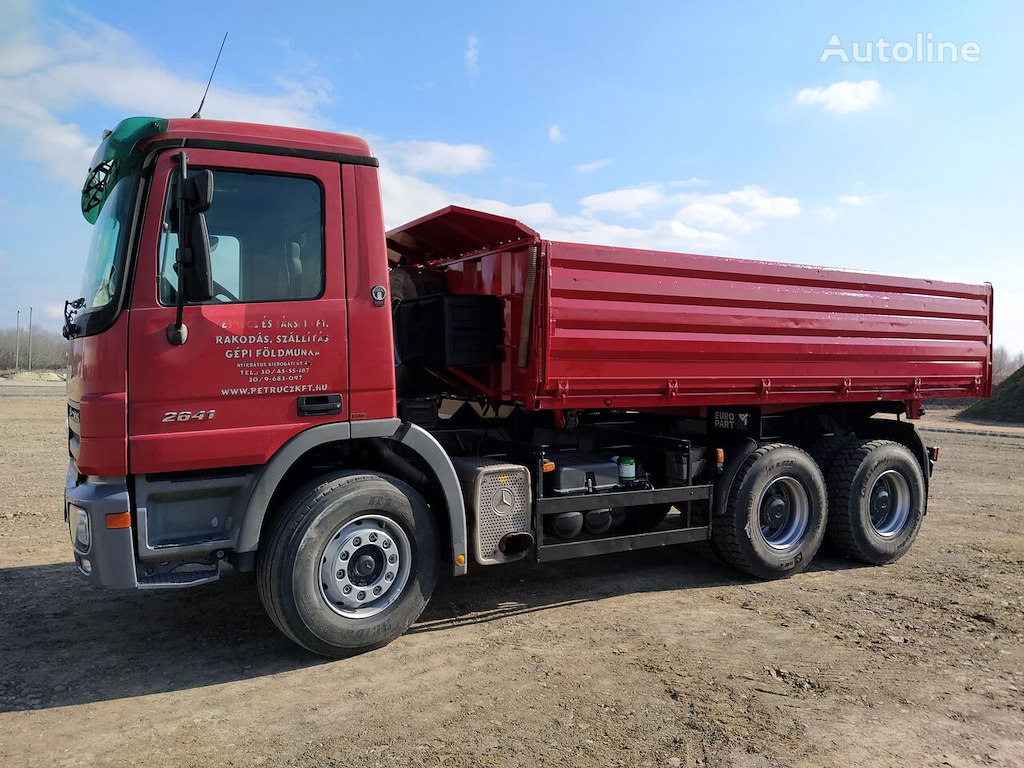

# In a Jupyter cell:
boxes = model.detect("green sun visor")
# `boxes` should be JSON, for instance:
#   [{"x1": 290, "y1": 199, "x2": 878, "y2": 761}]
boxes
[{"x1": 81, "y1": 116, "x2": 168, "y2": 224}]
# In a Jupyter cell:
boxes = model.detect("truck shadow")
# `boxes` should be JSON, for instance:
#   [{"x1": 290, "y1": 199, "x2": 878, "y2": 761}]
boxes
[
  {"x1": 411, "y1": 544, "x2": 862, "y2": 633},
  {"x1": 0, "y1": 547, "x2": 863, "y2": 712}
]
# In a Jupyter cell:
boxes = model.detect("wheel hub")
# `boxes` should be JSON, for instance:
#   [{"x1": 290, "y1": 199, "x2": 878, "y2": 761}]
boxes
[
  {"x1": 763, "y1": 495, "x2": 789, "y2": 528},
  {"x1": 350, "y1": 548, "x2": 382, "y2": 586},
  {"x1": 867, "y1": 470, "x2": 911, "y2": 538},
  {"x1": 871, "y1": 488, "x2": 891, "y2": 518},
  {"x1": 758, "y1": 476, "x2": 810, "y2": 551},
  {"x1": 318, "y1": 515, "x2": 412, "y2": 618}
]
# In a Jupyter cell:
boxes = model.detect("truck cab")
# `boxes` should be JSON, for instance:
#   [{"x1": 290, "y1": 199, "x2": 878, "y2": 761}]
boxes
[{"x1": 65, "y1": 118, "x2": 410, "y2": 582}]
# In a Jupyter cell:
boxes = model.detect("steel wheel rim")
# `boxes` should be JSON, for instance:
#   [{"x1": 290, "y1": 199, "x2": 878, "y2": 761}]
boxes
[
  {"x1": 319, "y1": 514, "x2": 412, "y2": 619},
  {"x1": 758, "y1": 476, "x2": 810, "y2": 550},
  {"x1": 868, "y1": 469, "x2": 911, "y2": 538}
]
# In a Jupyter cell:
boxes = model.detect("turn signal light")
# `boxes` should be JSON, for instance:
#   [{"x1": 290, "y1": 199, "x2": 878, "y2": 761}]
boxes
[
  {"x1": 105, "y1": 511, "x2": 132, "y2": 529},
  {"x1": 715, "y1": 448, "x2": 725, "y2": 466},
  {"x1": 542, "y1": 460, "x2": 556, "y2": 473}
]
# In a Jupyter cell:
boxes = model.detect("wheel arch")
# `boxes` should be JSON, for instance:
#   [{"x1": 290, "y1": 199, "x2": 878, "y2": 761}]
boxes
[
  {"x1": 235, "y1": 419, "x2": 468, "y2": 576},
  {"x1": 712, "y1": 437, "x2": 760, "y2": 519}
]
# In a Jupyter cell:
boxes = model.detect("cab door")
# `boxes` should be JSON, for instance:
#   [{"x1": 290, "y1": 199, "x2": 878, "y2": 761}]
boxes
[{"x1": 127, "y1": 149, "x2": 348, "y2": 474}]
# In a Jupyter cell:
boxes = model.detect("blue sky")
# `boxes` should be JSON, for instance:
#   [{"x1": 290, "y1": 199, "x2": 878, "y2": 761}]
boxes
[{"x1": 1, "y1": 1, "x2": 1021, "y2": 352}]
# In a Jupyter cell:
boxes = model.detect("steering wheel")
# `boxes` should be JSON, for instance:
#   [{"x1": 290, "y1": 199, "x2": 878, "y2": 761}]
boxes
[
  {"x1": 160, "y1": 275, "x2": 239, "y2": 303},
  {"x1": 212, "y1": 280, "x2": 239, "y2": 302}
]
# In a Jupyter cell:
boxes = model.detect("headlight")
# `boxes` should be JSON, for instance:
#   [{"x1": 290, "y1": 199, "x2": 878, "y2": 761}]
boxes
[{"x1": 68, "y1": 504, "x2": 91, "y2": 553}]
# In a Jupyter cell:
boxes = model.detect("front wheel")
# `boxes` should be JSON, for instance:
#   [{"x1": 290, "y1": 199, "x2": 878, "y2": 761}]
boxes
[
  {"x1": 712, "y1": 443, "x2": 827, "y2": 579},
  {"x1": 257, "y1": 472, "x2": 438, "y2": 657}
]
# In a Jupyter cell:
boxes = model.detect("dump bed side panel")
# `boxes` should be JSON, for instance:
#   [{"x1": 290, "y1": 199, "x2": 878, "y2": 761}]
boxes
[{"x1": 537, "y1": 241, "x2": 992, "y2": 410}]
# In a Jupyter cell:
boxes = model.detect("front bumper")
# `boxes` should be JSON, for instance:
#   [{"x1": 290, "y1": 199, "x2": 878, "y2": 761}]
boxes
[{"x1": 64, "y1": 461, "x2": 138, "y2": 588}]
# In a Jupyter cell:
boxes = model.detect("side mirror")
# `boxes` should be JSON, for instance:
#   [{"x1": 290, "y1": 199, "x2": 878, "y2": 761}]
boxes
[
  {"x1": 167, "y1": 170, "x2": 213, "y2": 233},
  {"x1": 167, "y1": 153, "x2": 215, "y2": 345},
  {"x1": 181, "y1": 212, "x2": 214, "y2": 302},
  {"x1": 183, "y1": 169, "x2": 214, "y2": 213}
]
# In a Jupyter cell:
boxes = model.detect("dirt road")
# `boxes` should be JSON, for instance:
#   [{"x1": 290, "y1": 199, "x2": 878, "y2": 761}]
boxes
[{"x1": 1, "y1": 393, "x2": 1022, "y2": 767}]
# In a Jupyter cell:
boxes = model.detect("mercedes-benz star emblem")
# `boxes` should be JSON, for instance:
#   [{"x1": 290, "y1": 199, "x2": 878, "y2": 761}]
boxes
[{"x1": 491, "y1": 487, "x2": 515, "y2": 515}]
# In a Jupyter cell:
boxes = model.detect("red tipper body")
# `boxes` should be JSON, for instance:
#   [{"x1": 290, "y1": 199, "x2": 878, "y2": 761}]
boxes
[{"x1": 387, "y1": 206, "x2": 993, "y2": 413}]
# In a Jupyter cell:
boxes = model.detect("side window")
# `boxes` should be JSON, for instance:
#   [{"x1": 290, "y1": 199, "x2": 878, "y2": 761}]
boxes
[{"x1": 159, "y1": 170, "x2": 324, "y2": 304}]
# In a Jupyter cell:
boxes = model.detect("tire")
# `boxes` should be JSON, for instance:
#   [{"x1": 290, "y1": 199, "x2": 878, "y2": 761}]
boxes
[
  {"x1": 712, "y1": 443, "x2": 827, "y2": 579},
  {"x1": 257, "y1": 472, "x2": 439, "y2": 657},
  {"x1": 825, "y1": 440, "x2": 925, "y2": 565},
  {"x1": 808, "y1": 434, "x2": 856, "y2": 475}
]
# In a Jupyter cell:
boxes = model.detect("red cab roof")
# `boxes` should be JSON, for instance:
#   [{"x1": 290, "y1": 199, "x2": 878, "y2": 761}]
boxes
[{"x1": 150, "y1": 118, "x2": 374, "y2": 160}]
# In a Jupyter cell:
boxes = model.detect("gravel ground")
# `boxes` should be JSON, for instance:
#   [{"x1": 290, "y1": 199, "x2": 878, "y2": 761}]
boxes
[{"x1": 1, "y1": 393, "x2": 1022, "y2": 768}]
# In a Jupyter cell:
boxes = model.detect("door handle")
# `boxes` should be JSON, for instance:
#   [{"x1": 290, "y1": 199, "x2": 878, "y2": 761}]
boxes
[{"x1": 297, "y1": 393, "x2": 343, "y2": 417}]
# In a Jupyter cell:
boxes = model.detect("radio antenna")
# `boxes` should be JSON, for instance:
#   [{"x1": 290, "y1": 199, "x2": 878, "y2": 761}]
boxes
[{"x1": 192, "y1": 32, "x2": 228, "y2": 119}]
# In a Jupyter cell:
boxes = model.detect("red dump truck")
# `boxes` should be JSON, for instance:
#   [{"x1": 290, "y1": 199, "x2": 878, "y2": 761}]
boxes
[{"x1": 63, "y1": 117, "x2": 993, "y2": 656}]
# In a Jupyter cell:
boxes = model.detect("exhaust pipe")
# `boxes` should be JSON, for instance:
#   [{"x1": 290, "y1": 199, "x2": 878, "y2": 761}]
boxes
[{"x1": 498, "y1": 531, "x2": 534, "y2": 556}]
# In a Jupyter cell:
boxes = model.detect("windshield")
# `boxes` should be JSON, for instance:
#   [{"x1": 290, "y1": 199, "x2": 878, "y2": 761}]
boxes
[{"x1": 79, "y1": 174, "x2": 138, "y2": 313}]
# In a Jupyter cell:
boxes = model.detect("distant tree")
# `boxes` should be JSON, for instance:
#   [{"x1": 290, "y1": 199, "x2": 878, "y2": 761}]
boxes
[
  {"x1": 993, "y1": 345, "x2": 1024, "y2": 385},
  {"x1": 0, "y1": 327, "x2": 68, "y2": 370}
]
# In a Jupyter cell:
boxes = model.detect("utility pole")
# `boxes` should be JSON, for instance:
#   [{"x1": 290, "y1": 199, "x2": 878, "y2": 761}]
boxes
[
  {"x1": 28, "y1": 306, "x2": 33, "y2": 371},
  {"x1": 15, "y1": 309, "x2": 20, "y2": 371}
]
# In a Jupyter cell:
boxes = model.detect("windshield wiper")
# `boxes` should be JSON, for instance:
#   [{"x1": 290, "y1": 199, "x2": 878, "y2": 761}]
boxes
[{"x1": 62, "y1": 298, "x2": 85, "y2": 340}]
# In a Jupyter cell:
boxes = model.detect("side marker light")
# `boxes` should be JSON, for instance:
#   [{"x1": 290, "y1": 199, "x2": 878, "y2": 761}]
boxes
[{"x1": 106, "y1": 511, "x2": 132, "y2": 530}]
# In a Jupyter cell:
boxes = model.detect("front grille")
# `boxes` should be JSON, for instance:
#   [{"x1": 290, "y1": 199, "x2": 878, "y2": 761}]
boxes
[{"x1": 68, "y1": 404, "x2": 81, "y2": 460}]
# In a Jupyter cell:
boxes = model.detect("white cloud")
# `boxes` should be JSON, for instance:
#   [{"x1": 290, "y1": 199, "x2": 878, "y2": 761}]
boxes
[
  {"x1": 573, "y1": 158, "x2": 611, "y2": 174},
  {"x1": 579, "y1": 183, "x2": 799, "y2": 227},
  {"x1": 379, "y1": 165, "x2": 564, "y2": 232},
  {"x1": 544, "y1": 218, "x2": 732, "y2": 253},
  {"x1": 548, "y1": 124, "x2": 566, "y2": 143},
  {"x1": 464, "y1": 34, "x2": 479, "y2": 75},
  {"x1": 378, "y1": 168, "x2": 454, "y2": 228},
  {"x1": 816, "y1": 206, "x2": 838, "y2": 221},
  {"x1": 0, "y1": 10, "x2": 333, "y2": 185},
  {"x1": 0, "y1": 38, "x2": 54, "y2": 76},
  {"x1": 527, "y1": 181, "x2": 800, "y2": 249},
  {"x1": 837, "y1": 192, "x2": 890, "y2": 206},
  {"x1": 676, "y1": 202, "x2": 761, "y2": 234},
  {"x1": 381, "y1": 140, "x2": 493, "y2": 175},
  {"x1": 675, "y1": 186, "x2": 800, "y2": 233},
  {"x1": 669, "y1": 178, "x2": 709, "y2": 188},
  {"x1": 795, "y1": 80, "x2": 883, "y2": 114},
  {"x1": 704, "y1": 185, "x2": 801, "y2": 219},
  {"x1": 581, "y1": 185, "x2": 665, "y2": 217},
  {"x1": 379, "y1": 164, "x2": 766, "y2": 254}
]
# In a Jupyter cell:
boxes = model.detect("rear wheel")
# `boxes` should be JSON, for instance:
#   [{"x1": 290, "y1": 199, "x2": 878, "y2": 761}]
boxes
[
  {"x1": 257, "y1": 472, "x2": 438, "y2": 657},
  {"x1": 825, "y1": 440, "x2": 925, "y2": 565},
  {"x1": 712, "y1": 443, "x2": 827, "y2": 579},
  {"x1": 808, "y1": 434, "x2": 856, "y2": 476}
]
